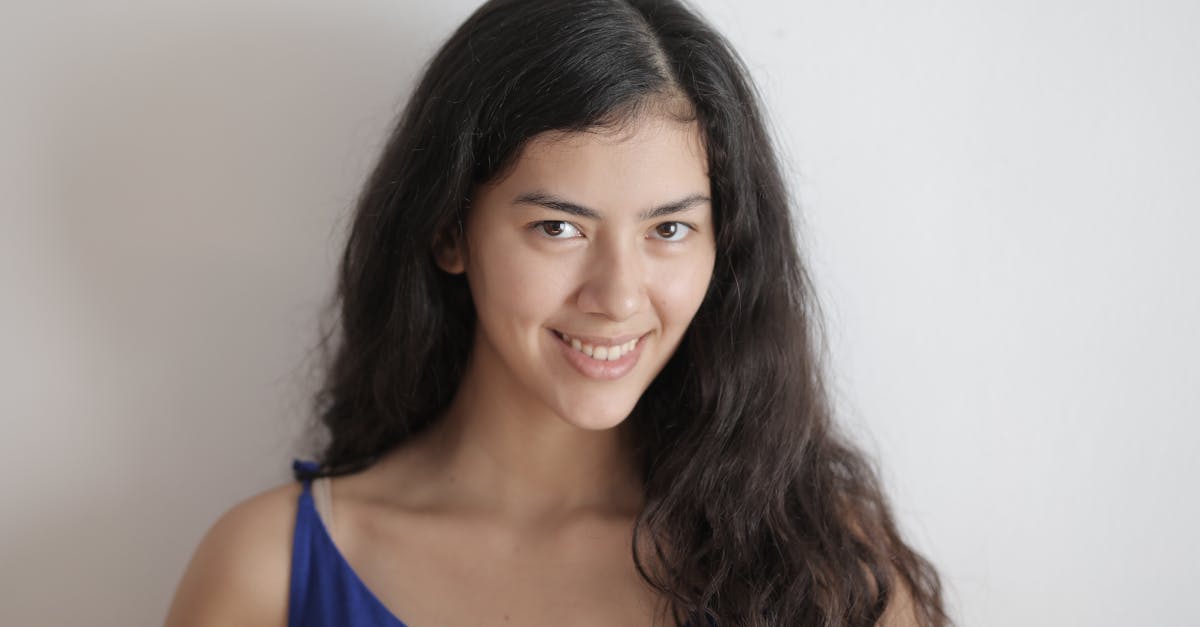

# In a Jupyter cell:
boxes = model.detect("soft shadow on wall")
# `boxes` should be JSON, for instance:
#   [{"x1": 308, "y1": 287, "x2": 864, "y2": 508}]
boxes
[{"x1": 1, "y1": 2, "x2": 472, "y2": 625}]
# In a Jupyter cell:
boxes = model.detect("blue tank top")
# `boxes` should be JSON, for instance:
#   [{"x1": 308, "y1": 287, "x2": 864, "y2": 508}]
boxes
[{"x1": 289, "y1": 459, "x2": 407, "y2": 626}]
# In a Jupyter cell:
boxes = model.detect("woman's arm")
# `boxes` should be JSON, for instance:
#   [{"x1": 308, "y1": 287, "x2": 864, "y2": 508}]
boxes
[{"x1": 162, "y1": 483, "x2": 299, "y2": 627}]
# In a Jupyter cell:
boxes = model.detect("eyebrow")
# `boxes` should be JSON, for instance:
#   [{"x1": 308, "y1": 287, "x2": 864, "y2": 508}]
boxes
[{"x1": 512, "y1": 190, "x2": 711, "y2": 221}]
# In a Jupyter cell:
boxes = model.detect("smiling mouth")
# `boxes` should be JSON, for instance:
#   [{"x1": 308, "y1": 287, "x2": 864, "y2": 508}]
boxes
[{"x1": 551, "y1": 329, "x2": 646, "y2": 361}]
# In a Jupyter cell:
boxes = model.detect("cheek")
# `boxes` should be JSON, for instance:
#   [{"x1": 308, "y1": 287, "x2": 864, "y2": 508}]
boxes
[
  {"x1": 654, "y1": 253, "x2": 715, "y2": 324},
  {"x1": 468, "y1": 237, "x2": 577, "y2": 331}
]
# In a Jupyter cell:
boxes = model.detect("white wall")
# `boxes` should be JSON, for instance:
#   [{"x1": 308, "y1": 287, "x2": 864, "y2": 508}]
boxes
[{"x1": 2, "y1": 1, "x2": 1196, "y2": 625}]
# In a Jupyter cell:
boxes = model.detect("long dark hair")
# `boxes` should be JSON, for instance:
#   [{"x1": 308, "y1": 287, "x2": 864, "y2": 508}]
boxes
[{"x1": 300, "y1": 0, "x2": 950, "y2": 625}]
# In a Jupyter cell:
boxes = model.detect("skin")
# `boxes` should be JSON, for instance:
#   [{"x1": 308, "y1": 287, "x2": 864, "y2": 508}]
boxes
[{"x1": 163, "y1": 113, "x2": 716, "y2": 627}]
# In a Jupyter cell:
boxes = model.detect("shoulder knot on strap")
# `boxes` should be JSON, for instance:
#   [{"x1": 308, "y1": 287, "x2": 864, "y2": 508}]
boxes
[{"x1": 292, "y1": 459, "x2": 321, "y2": 481}]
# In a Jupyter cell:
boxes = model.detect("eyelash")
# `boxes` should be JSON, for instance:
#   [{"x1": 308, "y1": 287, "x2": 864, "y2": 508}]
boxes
[{"x1": 529, "y1": 220, "x2": 696, "y2": 243}]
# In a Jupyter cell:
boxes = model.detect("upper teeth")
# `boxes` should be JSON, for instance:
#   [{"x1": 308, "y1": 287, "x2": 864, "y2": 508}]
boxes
[{"x1": 559, "y1": 332, "x2": 639, "y2": 361}]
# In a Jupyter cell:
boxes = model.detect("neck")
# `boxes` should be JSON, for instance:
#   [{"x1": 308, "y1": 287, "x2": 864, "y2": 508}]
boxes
[{"x1": 401, "y1": 355, "x2": 645, "y2": 522}]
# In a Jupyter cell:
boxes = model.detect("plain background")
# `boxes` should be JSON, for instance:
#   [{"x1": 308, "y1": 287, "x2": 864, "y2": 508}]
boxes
[{"x1": 3, "y1": 1, "x2": 1197, "y2": 625}]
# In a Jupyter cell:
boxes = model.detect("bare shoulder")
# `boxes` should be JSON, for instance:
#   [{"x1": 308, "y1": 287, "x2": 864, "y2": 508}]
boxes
[
  {"x1": 838, "y1": 505, "x2": 929, "y2": 627},
  {"x1": 876, "y1": 573, "x2": 920, "y2": 627},
  {"x1": 162, "y1": 481, "x2": 303, "y2": 627}
]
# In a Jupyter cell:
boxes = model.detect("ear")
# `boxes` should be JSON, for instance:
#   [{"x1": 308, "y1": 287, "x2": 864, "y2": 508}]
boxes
[{"x1": 432, "y1": 226, "x2": 466, "y2": 275}]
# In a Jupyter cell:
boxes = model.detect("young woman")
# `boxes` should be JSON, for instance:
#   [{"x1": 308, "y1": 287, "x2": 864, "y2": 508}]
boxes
[{"x1": 165, "y1": 0, "x2": 950, "y2": 625}]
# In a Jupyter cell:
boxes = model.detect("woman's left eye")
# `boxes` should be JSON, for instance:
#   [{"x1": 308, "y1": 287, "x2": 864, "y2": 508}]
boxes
[{"x1": 651, "y1": 222, "x2": 692, "y2": 242}]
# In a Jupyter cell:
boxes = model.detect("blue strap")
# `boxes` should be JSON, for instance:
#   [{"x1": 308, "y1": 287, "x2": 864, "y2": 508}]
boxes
[
  {"x1": 288, "y1": 460, "x2": 316, "y2": 626},
  {"x1": 287, "y1": 458, "x2": 408, "y2": 626},
  {"x1": 293, "y1": 459, "x2": 321, "y2": 481}
]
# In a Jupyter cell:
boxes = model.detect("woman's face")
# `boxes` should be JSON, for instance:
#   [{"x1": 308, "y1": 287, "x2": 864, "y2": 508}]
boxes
[{"x1": 437, "y1": 114, "x2": 715, "y2": 431}]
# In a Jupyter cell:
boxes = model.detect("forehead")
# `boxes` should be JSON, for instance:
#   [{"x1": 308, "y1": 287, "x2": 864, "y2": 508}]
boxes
[{"x1": 485, "y1": 116, "x2": 710, "y2": 208}]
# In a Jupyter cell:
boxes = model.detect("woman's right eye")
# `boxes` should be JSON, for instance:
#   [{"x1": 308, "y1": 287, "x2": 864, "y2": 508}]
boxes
[{"x1": 531, "y1": 220, "x2": 582, "y2": 239}]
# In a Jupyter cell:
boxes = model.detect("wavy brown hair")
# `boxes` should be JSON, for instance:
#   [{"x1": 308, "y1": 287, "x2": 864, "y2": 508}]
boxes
[{"x1": 297, "y1": 0, "x2": 952, "y2": 625}]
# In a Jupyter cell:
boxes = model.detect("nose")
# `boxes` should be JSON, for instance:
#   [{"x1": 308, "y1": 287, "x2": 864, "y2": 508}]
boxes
[{"x1": 576, "y1": 236, "x2": 647, "y2": 322}]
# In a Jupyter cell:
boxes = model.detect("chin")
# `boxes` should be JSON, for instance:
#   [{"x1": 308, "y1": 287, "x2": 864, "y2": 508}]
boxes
[{"x1": 556, "y1": 402, "x2": 636, "y2": 432}]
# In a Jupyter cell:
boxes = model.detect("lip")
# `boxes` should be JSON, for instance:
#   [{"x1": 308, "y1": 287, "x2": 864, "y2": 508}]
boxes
[{"x1": 549, "y1": 328, "x2": 649, "y2": 380}]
